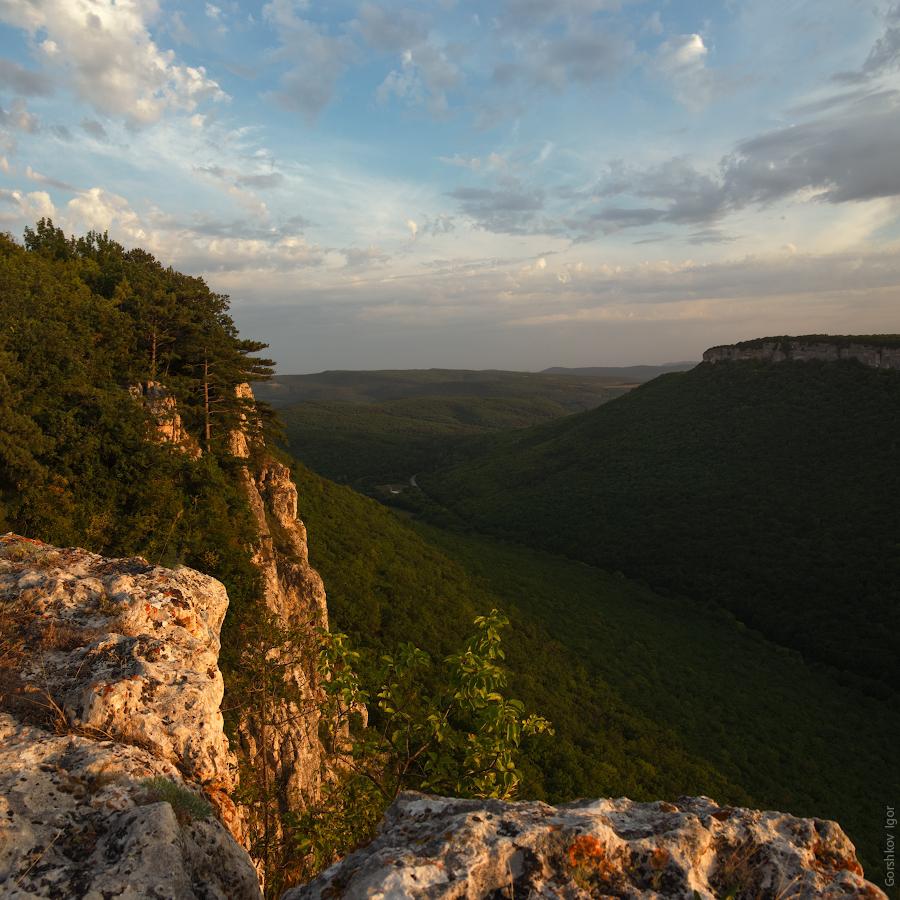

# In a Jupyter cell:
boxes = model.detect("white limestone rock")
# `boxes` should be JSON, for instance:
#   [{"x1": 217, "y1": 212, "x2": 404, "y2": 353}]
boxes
[
  {"x1": 0, "y1": 535, "x2": 260, "y2": 898},
  {"x1": 0, "y1": 536, "x2": 233, "y2": 791},
  {"x1": 284, "y1": 792, "x2": 886, "y2": 900},
  {"x1": 0, "y1": 715, "x2": 260, "y2": 899}
]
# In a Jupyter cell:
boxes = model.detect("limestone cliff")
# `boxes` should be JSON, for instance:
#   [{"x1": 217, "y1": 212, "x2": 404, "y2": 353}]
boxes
[
  {"x1": 0, "y1": 534, "x2": 260, "y2": 898},
  {"x1": 287, "y1": 792, "x2": 886, "y2": 899},
  {"x1": 128, "y1": 376, "x2": 334, "y2": 881},
  {"x1": 703, "y1": 335, "x2": 900, "y2": 369},
  {"x1": 129, "y1": 379, "x2": 203, "y2": 458},
  {"x1": 227, "y1": 383, "x2": 332, "y2": 881}
]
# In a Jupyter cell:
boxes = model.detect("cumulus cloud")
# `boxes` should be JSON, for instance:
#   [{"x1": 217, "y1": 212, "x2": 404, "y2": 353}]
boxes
[
  {"x1": 0, "y1": 187, "x2": 56, "y2": 223},
  {"x1": 0, "y1": 99, "x2": 39, "y2": 134},
  {"x1": 66, "y1": 187, "x2": 144, "y2": 235},
  {"x1": 0, "y1": 0, "x2": 227, "y2": 126},
  {"x1": 19, "y1": 185, "x2": 328, "y2": 275},
  {"x1": 263, "y1": 0, "x2": 353, "y2": 120}
]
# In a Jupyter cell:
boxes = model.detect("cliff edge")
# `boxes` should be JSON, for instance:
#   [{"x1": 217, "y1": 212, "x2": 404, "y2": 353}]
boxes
[
  {"x1": 703, "y1": 334, "x2": 900, "y2": 369},
  {"x1": 0, "y1": 534, "x2": 260, "y2": 899},
  {"x1": 287, "y1": 792, "x2": 886, "y2": 899}
]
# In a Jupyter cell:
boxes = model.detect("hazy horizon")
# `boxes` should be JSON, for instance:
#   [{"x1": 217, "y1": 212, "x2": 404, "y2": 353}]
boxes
[
  {"x1": 2, "y1": 1, "x2": 899, "y2": 372},
  {"x1": 268, "y1": 359, "x2": 699, "y2": 376}
]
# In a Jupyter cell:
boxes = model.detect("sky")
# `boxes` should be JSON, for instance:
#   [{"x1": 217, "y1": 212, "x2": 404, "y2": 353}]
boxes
[{"x1": 1, "y1": 1, "x2": 899, "y2": 372}]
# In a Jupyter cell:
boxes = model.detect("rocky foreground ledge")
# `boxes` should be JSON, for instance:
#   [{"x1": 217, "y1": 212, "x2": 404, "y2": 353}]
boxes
[
  {"x1": 0, "y1": 535, "x2": 885, "y2": 899},
  {"x1": 288, "y1": 793, "x2": 885, "y2": 900},
  {"x1": 0, "y1": 535, "x2": 260, "y2": 899}
]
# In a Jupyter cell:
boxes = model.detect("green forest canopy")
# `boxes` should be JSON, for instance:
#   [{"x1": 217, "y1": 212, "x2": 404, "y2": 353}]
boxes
[
  {"x1": 0, "y1": 220, "x2": 273, "y2": 601},
  {"x1": 421, "y1": 359, "x2": 900, "y2": 691}
]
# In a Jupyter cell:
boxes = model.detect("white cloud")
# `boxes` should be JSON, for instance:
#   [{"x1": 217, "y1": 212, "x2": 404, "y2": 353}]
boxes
[
  {"x1": 0, "y1": 0, "x2": 227, "y2": 126},
  {"x1": 0, "y1": 188, "x2": 56, "y2": 222},
  {"x1": 406, "y1": 218, "x2": 419, "y2": 239},
  {"x1": 655, "y1": 33, "x2": 718, "y2": 110},
  {"x1": 66, "y1": 187, "x2": 145, "y2": 236}
]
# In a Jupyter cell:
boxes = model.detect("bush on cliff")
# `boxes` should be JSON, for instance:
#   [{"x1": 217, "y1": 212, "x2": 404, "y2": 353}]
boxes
[{"x1": 288, "y1": 611, "x2": 552, "y2": 880}]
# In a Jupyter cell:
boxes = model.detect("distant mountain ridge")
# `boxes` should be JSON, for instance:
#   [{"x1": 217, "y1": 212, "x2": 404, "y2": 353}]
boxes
[
  {"x1": 541, "y1": 362, "x2": 696, "y2": 380},
  {"x1": 253, "y1": 368, "x2": 636, "y2": 407}
]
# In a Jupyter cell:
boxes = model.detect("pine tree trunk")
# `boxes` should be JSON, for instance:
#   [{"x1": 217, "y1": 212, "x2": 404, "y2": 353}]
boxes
[{"x1": 150, "y1": 326, "x2": 157, "y2": 379}]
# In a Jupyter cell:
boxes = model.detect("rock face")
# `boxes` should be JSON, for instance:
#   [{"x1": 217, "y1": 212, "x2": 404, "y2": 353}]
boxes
[
  {"x1": 0, "y1": 534, "x2": 260, "y2": 899},
  {"x1": 129, "y1": 379, "x2": 203, "y2": 458},
  {"x1": 703, "y1": 336, "x2": 900, "y2": 369},
  {"x1": 286, "y1": 792, "x2": 885, "y2": 900},
  {"x1": 228, "y1": 385, "x2": 332, "y2": 869},
  {"x1": 235, "y1": 456, "x2": 330, "y2": 810}
]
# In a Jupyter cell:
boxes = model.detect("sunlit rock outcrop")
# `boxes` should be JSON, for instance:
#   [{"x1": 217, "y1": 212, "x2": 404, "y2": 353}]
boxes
[
  {"x1": 0, "y1": 535, "x2": 260, "y2": 899},
  {"x1": 130, "y1": 379, "x2": 203, "y2": 458},
  {"x1": 227, "y1": 383, "x2": 334, "y2": 885},
  {"x1": 285, "y1": 792, "x2": 886, "y2": 900}
]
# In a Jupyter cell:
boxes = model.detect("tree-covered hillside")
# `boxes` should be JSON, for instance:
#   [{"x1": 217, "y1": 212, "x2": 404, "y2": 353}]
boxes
[
  {"x1": 254, "y1": 367, "x2": 634, "y2": 407},
  {"x1": 270, "y1": 371, "x2": 632, "y2": 491},
  {"x1": 0, "y1": 220, "x2": 272, "y2": 600},
  {"x1": 278, "y1": 395, "x2": 613, "y2": 491},
  {"x1": 290, "y1": 463, "x2": 891, "y2": 880},
  {"x1": 421, "y1": 360, "x2": 900, "y2": 689}
]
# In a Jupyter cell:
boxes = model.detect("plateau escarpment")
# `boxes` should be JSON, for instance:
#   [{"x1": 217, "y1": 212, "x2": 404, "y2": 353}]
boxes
[{"x1": 703, "y1": 334, "x2": 900, "y2": 368}]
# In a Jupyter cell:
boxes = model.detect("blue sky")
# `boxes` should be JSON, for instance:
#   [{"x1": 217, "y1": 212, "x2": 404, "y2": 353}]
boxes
[{"x1": 1, "y1": 0, "x2": 899, "y2": 372}]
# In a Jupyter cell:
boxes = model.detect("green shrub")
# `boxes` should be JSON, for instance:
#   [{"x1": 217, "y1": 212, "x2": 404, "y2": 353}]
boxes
[{"x1": 141, "y1": 777, "x2": 212, "y2": 825}]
